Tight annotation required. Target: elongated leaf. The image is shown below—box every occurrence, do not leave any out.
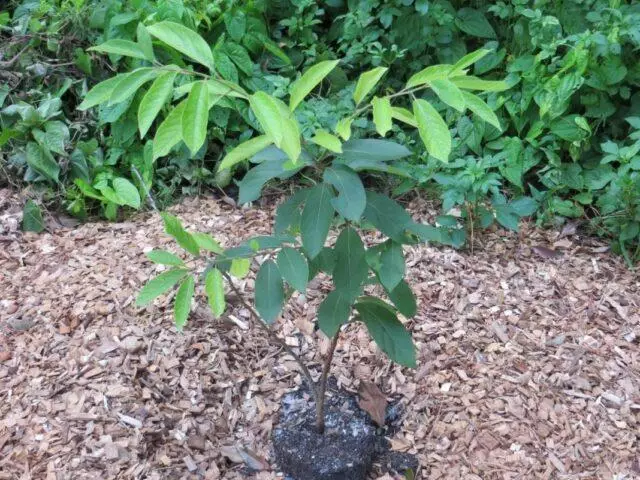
[430,78,465,112]
[451,76,509,91]
[255,260,284,324]
[249,91,284,146]
[182,81,209,154]
[192,232,223,253]
[333,227,368,299]
[391,107,418,127]
[78,74,127,110]
[341,139,411,162]
[109,68,159,105]
[174,275,195,330]
[289,59,339,111]
[147,21,215,71]
[335,117,353,141]
[138,71,177,137]
[372,96,392,136]
[406,65,453,88]
[153,101,186,160]
[323,164,366,221]
[237,157,307,204]
[175,79,248,100]
[277,247,308,292]
[137,23,155,61]
[450,49,490,77]
[355,297,416,367]
[413,99,451,162]
[161,212,199,256]
[26,142,59,182]
[378,241,404,291]
[22,199,44,233]
[462,91,501,129]
[363,191,413,242]
[230,258,251,278]
[136,268,187,306]
[205,268,225,318]
[455,8,496,39]
[318,290,352,337]
[275,188,309,234]
[113,177,141,208]
[311,129,342,153]
[388,280,417,317]
[89,39,151,61]
[353,67,388,105]
[146,250,184,266]
[280,116,301,163]
[219,135,272,171]
[301,184,335,258]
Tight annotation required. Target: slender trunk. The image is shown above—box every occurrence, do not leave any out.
[315,331,340,434]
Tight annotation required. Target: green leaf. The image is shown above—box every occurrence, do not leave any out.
[89,39,152,61]
[509,197,538,217]
[363,191,413,242]
[311,129,342,153]
[318,290,352,337]
[137,23,155,62]
[495,205,520,231]
[161,213,200,256]
[26,142,59,182]
[450,49,491,77]
[455,8,497,39]
[224,10,246,42]
[406,65,453,89]
[42,121,69,155]
[301,184,335,258]
[223,42,253,75]
[138,71,177,138]
[430,78,465,112]
[372,96,393,136]
[205,268,225,318]
[113,177,141,208]
[323,164,366,221]
[192,232,223,253]
[462,91,501,129]
[77,74,127,110]
[174,275,195,330]
[451,76,509,92]
[335,118,353,140]
[255,260,284,324]
[109,68,159,105]
[238,156,308,204]
[387,280,417,318]
[182,81,209,155]
[413,99,451,162]
[153,100,186,160]
[175,79,248,100]
[219,135,273,172]
[277,247,309,292]
[146,250,184,266]
[249,91,285,146]
[333,227,368,299]
[136,268,187,306]
[341,139,412,162]
[230,258,251,278]
[378,241,404,291]
[147,21,215,71]
[289,59,340,111]
[275,188,309,234]
[391,107,418,128]
[280,116,302,163]
[22,199,44,233]
[355,297,416,367]
[353,67,388,105]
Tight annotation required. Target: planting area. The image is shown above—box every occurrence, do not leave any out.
[1,189,638,479]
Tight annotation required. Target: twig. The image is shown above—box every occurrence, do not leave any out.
[0,43,31,68]
[132,166,158,212]
[315,331,340,434]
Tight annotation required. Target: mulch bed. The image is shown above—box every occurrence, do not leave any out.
[1,188,639,479]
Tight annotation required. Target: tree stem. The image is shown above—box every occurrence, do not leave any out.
[315,331,340,434]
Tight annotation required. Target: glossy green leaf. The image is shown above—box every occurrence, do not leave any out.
[255,260,284,324]
[109,68,159,105]
[182,81,209,155]
[378,241,404,291]
[146,250,184,266]
[275,188,309,234]
[335,117,353,140]
[355,297,416,368]
[372,96,393,136]
[153,101,186,160]
[451,76,509,92]
[205,268,225,318]
[219,135,273,171]
[353,67,388,105]
[323,164,366,221]
[192,232,223,253]
[138,71,177,137]
[26,142,59,182]
[137,23,155,61]
[136,268,187,306]
[341,139,412,162]
[22,199,44,233]
[161,212,200,256]
[462,91,501,129]
[89,39,151,61]
[174,275,195,330]
[430,78,466,112]
[301,184,335,258]
[249,91,285,146]
[391,107,418,128]
[406,64,453,88]
[277,247,309,292]
[280,116,302,163]
[77,74,127,110]
[113,177,141,208]
[450,49,490,77]
[318,290,352,337]
[388,280,417,318]
[363,191,413,242]
[311,129,342,153]
[147,21,215,71]
[230,258,251,278]
[289,59,340,111]
[333,227,368,299]
[413,99,451,162]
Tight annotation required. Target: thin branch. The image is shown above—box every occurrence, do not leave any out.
[315,330,340,434]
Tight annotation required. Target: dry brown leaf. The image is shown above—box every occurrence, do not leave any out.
[0,350,11,362]
[531,245,561,259]
[358,381,387,427]
[220,445,268,471]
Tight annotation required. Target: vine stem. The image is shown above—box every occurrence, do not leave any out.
[315,330,340,434]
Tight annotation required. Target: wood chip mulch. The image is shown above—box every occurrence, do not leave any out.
[1,188,639,479]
